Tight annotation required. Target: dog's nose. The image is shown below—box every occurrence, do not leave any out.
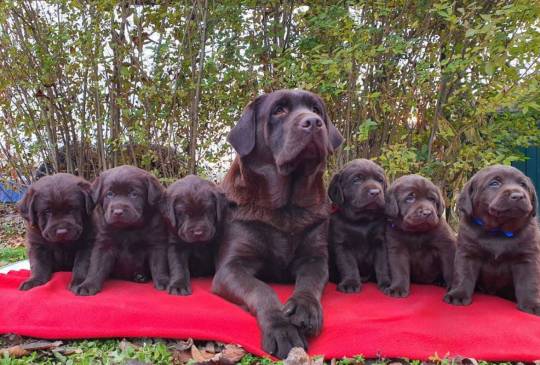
[56,228,68,237]
[112,208,124,217]
[368,188,381,197]
[510,192,525,201]
[191,229,205,237]
[299,117,323,130]
[419,209,433,217]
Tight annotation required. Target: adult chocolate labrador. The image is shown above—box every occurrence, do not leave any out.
[444,165,540,315]
[212,89,343,358]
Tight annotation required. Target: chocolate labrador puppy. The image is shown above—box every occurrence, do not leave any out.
[444,165,540,315]
[162,175,227,295]
[73,165,169,296]
[328,159,389,292]
[384,174,456,297]
[212,89,343,358]
[17,173,94,291]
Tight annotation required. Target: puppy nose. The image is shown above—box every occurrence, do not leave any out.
[191,229,205,237]
[510,192,525,201]
[299,117,323,130]
[56,228,68,237]
[419,209,433,217]
[112,208,124,217]
[368,189,380,197]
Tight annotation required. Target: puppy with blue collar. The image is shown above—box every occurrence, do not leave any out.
[445,165,540,315]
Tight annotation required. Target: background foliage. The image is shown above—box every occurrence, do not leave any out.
[1,0,539,217]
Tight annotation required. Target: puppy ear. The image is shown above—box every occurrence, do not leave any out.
[385,187,399,218]
[91,175,103,206]
[326,116,344,151]
[161,194,176,228]
[328,172,344,205]
[435,186,446,218]
[457,179,474,217]
[17,187,37,226]
[78,180,94,216]
[214,190,228,224]
[228,95,265,157]
[146,175,164,207]
[526,176,538,217]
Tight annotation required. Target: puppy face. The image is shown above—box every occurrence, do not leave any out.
[386,175,445,232]
[329,159,387,219]
[92,165,163,228]
[17,173,93,243]
[228,89,343,176]
[163,175,226,243]
[458,165,537,229]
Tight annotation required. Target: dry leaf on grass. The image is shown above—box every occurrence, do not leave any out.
[284,347,311,365]
[1,345,29,358]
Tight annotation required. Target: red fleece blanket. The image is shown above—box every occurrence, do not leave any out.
[1,270,539,361]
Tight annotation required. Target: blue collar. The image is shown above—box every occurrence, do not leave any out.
[472,217,514,238]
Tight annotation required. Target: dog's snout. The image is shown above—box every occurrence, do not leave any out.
[56,228,68,237]
[190,228,205,237]
[509,191,525,201]
[112,208,124,217]
[368,188,381,197]
[299,116,323,130]
[418,208,433,217]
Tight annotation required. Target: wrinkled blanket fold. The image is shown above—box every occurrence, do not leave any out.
[0,270,539,360]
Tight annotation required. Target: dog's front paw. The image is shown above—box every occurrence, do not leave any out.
[337,278,361,293]
[167,280,192,296]
[443,289,472,306]
[19,278,47,291]
[518,302,540,316]
[283,293,323,337]
[262,313,307,359]
[153,276,169,291]
[383,285,409,298]
[73,281,102,296]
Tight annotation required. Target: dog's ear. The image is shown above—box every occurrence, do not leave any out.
[435,186,446,218]
[457,178,475,217]
[228,95,265,157]
[78,180,94,216]
[214,190,228,224]
[328,172,344,206]
[526,176,538,217]
[385,186,399,218]
[160,193,176,228]
[91,174,103,206]
[17,187,37,226]
[326,117,344,152]
[146,175,165,207]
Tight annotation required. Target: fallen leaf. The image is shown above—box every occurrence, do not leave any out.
[312,356,324,365]
[191,344,214,362]
[172,350,193,365]
[284,347,310,365]
[172,338,194,351]
[220,344,246,363]
[20,340,62,351]
[1,345,29,357]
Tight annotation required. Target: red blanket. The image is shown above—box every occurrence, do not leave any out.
[1,270,539,361]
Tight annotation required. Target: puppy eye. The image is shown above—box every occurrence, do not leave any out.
[519,181,527,188]
[428,197,437,202]
[273,106,287,116]
[106,191,114,198]
[312,105,322,115]
[129,191,139,198]
[352,176,362,183]
[375,177,384,183]
[488,180,501,188]
[405,194,415,203]
[43,208,52,215]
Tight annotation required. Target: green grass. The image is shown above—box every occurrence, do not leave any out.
[0,247,26,266]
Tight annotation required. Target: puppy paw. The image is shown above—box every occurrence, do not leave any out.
[262,313,307,359]
[337,278,361,293]
[283,293,323,337]
[518,303,540,316]
[73,282,101,296]
[153,277,169,291]
[19,278,47,291]
[383,285,409,298]
[167,281,192,296]
[443,290,472,306]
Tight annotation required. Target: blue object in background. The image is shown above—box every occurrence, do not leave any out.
[0,179,26,203]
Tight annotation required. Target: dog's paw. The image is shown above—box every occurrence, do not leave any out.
[19,278,46,291]
[383,285,409,298]
[262,314,307,359]
[518,302,540,316]
[337,278,361,293]
[167,280,192,296]
[443,290,472,306]
[73,282,101,296]
[283,293,323,337]
[153,277,169,291]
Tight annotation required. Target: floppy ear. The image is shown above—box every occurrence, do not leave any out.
[91,175,103,206]
[146,175,165,207]
[160,193,176,228]
[457,179,474,217]
[17,187,37,226]
[384,187,399,218]
[228,95,265,157]
[327,117,344,151]
[435,186,446,218]
[214,190,228,224]
[78,180,94,216]
[526,176,538,217]
[328,172,344,205]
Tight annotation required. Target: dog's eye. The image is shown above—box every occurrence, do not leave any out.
[428,196,437,202]
[405,194,416,203]
[312,105,322,115]
[352,176,362,183]
[106,191,114,198]
[273,106,287,116]
[43,208,52,215]
[519,181,527,188]
[375,177,384,183]
[129,191,139,198]
[488,180,501,188]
